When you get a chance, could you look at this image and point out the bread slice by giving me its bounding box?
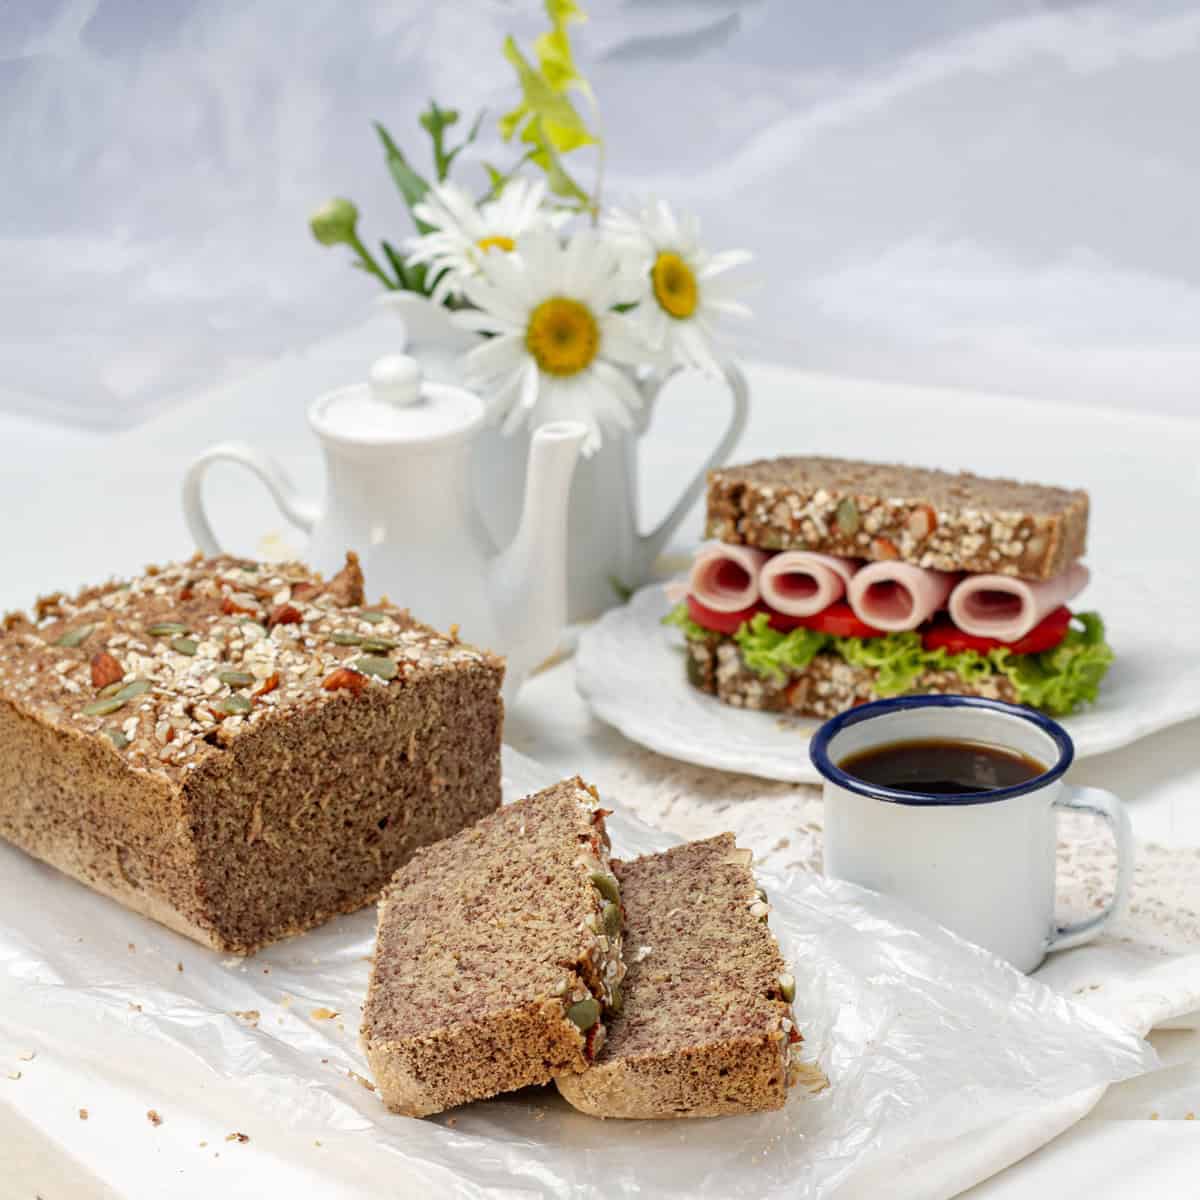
[686,632,1017,719]
[706,456,1088,579]
[556,834,822,1119]
[0,553,503,954]
[362,778,626,1118]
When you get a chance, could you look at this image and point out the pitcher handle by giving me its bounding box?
[636,361,750,572]
[1047,785,1134,954]
[182,441,320,556]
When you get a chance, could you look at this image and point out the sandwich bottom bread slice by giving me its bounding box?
[362,777,626,1117]
[556,834,826,1119]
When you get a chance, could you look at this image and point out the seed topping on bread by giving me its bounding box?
[0,552,495,778]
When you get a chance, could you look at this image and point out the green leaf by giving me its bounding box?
[501,35,596,154]
[684,606,1116,717]
[374,121,435,233]
[525,119,593,207]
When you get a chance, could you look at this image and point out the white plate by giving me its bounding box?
[576,581,1200,783]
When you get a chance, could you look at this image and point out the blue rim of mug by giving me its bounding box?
[808,695,1075,806]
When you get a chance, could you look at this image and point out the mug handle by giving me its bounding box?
[1047,784,1134,953]
[182,441,320,556]
[634,361,750,573]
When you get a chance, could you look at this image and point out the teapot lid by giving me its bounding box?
[309,354,484,446]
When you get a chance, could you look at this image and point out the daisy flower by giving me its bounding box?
[406,177,557,304]
[603,199,752,377]
[454,228,650,455]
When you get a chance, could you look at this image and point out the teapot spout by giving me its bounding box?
[490,421,586,692]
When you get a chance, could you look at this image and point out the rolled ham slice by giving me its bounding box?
[687,543,770,613]
[949,562,1090,643]
[848,562,959,632]
[759,553,859,617]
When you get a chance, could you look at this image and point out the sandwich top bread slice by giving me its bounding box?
[706,455,1089,579]
[668,455,1113,718]
[556,834,824,1120]
[363,778,626,1118]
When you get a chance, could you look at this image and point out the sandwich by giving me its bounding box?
[666,456,1113,719]
[363,777,626,1117]
[556,834,824,1119]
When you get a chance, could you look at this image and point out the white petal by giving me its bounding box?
[456,307,522,337]
[699,249,753,279]
[464,334,525,379]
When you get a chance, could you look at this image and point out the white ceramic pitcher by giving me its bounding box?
[181,355,586,701]
[382,292,750,620]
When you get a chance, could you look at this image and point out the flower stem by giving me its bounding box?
[347,231,398,290]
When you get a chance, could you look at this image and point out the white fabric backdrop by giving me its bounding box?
[3,0,1198,429]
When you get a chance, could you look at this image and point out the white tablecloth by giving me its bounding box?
[2,316,1199,1197]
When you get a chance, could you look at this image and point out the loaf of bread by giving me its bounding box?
[363,778,626,1117]
[0,553,504,954]
[556,834,824,1119]
[706,456,1089,579]
[685,630,1018,718]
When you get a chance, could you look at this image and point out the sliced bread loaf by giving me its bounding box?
[363,778,626,1118]
[556,834,823,1119]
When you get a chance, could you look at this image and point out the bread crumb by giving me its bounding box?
[1187,1112,1196,1121]
[280,994,293,1009]
[348,1070,376,1092]
[314,1139,322,1147]
[1151,1112,1160,1120]
[199,1141,207,1147]
[17,1050,35,1061]
[128,1002,143,1012]
[7,1071,20,1081]
[225,1132,250,1144]
[311,1007,338,1020]
[232,1010,260,1027]
[147,1110,162,1126]
[176,962,184,973]
[127,943,136,952]
[446,1116,458,1128]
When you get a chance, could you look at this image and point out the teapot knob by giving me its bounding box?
[369,354,423,408]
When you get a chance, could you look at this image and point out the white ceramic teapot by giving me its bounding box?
[381,291,750,621]
[181,355,586,701]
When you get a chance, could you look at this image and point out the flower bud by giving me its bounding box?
[309,197,360,247]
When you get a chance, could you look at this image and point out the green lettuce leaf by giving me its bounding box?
[663,602,1114,716]
[732,613,830,682]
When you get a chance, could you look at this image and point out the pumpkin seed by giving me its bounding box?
[354,655,398,681]
[590,871,620,904]
[54,624,95,649]
[104,729,130,750]
[359,611,387,625]
[83,696,127,717]
[116,680,152,701]
[835,497,860,536]
[331,631,363,646]
[170,637,198,656]
[219,695,252,716]
[602,901,621,939]
[566,997,600,1031]
[360,637,397,653]
[778,972,796,1003]
[98,681,125,699]
[609,986,623,1014]
[218,670,256,688]
[147,622,190,637]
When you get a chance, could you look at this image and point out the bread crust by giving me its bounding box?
[706,456,1088,580]
[685,633,1018,719]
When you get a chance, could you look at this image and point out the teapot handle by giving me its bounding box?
[182,441,320,555]
[635,361,750,571]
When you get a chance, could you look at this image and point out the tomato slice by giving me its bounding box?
[921,606,1073,656]
[794,601,885,640]
[685,596,884,639]
[685,595,761,636]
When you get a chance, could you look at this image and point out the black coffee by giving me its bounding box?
[839,738,1045,796]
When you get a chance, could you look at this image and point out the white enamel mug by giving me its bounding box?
[810,696,1134,973]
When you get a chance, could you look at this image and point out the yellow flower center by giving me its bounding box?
[476,234,515,254]
[651,251,699,319]
[525,297,600,377]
